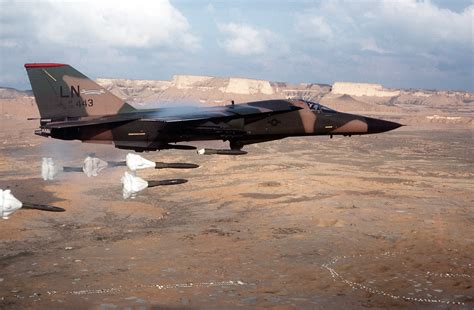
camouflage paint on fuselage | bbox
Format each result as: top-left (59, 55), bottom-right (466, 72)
top-left (24, 63), bottom-right (402, 152)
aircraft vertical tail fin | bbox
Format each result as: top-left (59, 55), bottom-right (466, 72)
top-left (24, 63), bottom-right (135, 120)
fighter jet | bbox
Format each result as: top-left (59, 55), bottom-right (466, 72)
top-left (24, 63), bottom-right (402, 154)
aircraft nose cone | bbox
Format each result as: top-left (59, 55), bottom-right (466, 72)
top-left (365, 117), bottom-right (403, 133)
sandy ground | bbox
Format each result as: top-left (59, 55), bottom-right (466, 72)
top-left (0, 120), bottom-right (473, 309)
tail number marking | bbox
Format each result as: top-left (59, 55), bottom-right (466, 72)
top-left (76, 99), bottom-right (94, 107)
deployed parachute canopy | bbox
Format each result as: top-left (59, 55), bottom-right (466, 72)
top-left (121, 172), bottom-right (149, 199)
top-left (41, 157), bottom-right (59, 180)
top-left (83, 156), bottom-right (108, 177)
top-left (0, 189), bottom-right (23, 219)
top-left (126, 153), bottom-right (156, 171)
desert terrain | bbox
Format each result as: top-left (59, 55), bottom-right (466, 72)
top-left (0, 79), bottom-right (473, 309)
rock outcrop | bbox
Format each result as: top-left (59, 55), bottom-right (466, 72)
top-left (0, 87), bottom-right (33, 99)
top-left (224, 78), bottom-right (274, 95)
top-left (171, 75), bottom-right (213, 90)
top-left (1, 78), bottom-right (472, 128)
top-left (96, 75), bottom-right (331, 106)
top-left (332, 82), bottom-right (400, 97)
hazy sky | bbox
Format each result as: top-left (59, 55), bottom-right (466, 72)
top-left (1, 0), bottom-right (473, 91)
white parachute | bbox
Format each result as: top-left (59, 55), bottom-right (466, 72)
top-left (126, 153), bottom-right (156, 171)
top-left (41, 157), bottom-right (59, 180)
top-left (121, 172), bottom-right (149, 199)
top-left (0, 189), bottom-right (23, 219)
top-left (82, 156), bottom-right (108, 177)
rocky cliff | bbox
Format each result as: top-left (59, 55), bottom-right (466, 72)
top-left (332, 82), bottom-right (400, 97)
top-left (96, 75), bottom-right (331, 106)
top-left (1, 77), bottom-right (472, 127)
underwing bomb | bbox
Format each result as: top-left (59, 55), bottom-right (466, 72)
top-left (154, 162), bottom-right (199, 169)
top-left (21, 203), bottom-right (65, 212)
top-left (1, 189), bottom-right (65, 219)
top-left (121, 172), bottom-right (188, 199)
top-left (147, 179), bottom-right (188, 187)
top-left (126, 153), bottom-right (198, 171)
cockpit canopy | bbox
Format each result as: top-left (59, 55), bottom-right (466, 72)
top-left (302, 100), bottom-right (336, 112)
